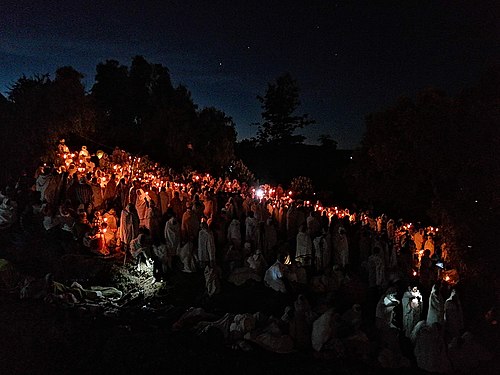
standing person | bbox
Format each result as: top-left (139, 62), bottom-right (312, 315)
top-left (135, 186), bottom-right (150, 228)
top-left (197, 221), bottom-right (216, 269)
top-left (245, 210), bottom-right (258, 250)
top-left (159, 186), bottom-right (171, 217)
top-left (295, 224), bottom-right (313, 271)
top-left (75, 177), bottom-right (93, 214)
top-left (424, 234), bottom-right (435, 256)
top-left (145, 199), bottom-right (162, 242)
top-left (103, 174), bottom-right (118, 209)
top-left (427, 282), bottom-right (445, 325)
top-left (164, 209), bottom-right (180, 270)
top-left (444, 288), bottom-right (464, 341)
top-left (376, 287), bottom-right (400, 329)
top-left (419, 250), bottom-right (434, 291)
top-left (413, 228), bottom-right (425, 251)
top-left (169, 191), bottom-right (184, 223)
top-left (181, 204), bottom-right (200, 244)
top-left (368, 247), bottom-right (385, 290)
top-left (128, 180), bottom-right (141, 213)
top-left (402, 286), bottom-right (423, 337)
top-left (333, 226), bottom-right (349, 267)
top-left (263, 218), bottom-right (278, 262)
top-left (313, 230), bottom-right (330, 273)
top-left (119, 203), bottom-right (139, 252)
top-left (115, 178), bottom-right (130, 213)
top-left (90, 177), bottom-right (104, 211)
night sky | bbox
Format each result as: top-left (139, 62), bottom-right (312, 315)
top-left (1, 0), bottom-right (498, 149)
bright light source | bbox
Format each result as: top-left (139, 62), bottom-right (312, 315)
top-left (255, 189), bottom-right (264, 199)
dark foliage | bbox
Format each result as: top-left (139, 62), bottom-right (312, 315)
top-left (349, 66), bottom-right (500, 299)
top-left (256, 73), bottom-right (314, 146)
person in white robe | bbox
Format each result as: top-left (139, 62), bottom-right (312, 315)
top-left (376, 287), bottom-right (400, 330)
top-left (424, 234), bottom-right (435, 256)
top-left (158, 186), bottom-right (171, 216)
top-left (264, 255), bottom-right (287, 293)
top-left (368, 247), bottom-right (385, 289)
top-left (286, 204), bottom-right (299, 240)
top-left (444, 288), bottom-right (464, 341)
top-left (386, 219), bottom-right (395, 241)
top-left (135, 188), bottom-right (150, 228)
top-left (246, 249), bottom-right (268, 277)
top-left (129, 233), bottom-right (151, 270)
top-left (402, 286), bottom-right (423, 337)
top-left (306, 211), bottom-right (321, 238)
top-left (413, 228), bottom-right (425, 251)
top-left (263, 218), bottom-right (278, 260)
top-left (198, 222), bottom-right (216, 268)
top-left (245, 211), bottom-right (258, 249)
top-left (204, 265), bottom-right (221, 297)
top-left (90, 177), bottom-right (104, 211)
top-left (227, 218), bottom-right (242, 251)
top-left (36, 168), bottom-right (58, 207)
top-left (311, 308), bottom-right (338, 352)
top-left (295, 224), bottom-right (313, 267)
top-left (119, 203), bottom-right (139, 251)
top-left (414, 322), bottom-right (451, 373)
top-left (178, 241), bottom-right (197, 273)
top-left (427, 282), bottom-right (445, 325)
top-left (181, 206), bottom-right (200, 244)
top-left (164, 215), bottom-right (180, 261)
top-left (313, 231), bottom-right (331, 273)
top-left (333, 226), bottom-right (349, 267)
top-left (0, 198), bottom-right (18, 229)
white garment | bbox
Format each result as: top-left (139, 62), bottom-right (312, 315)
top-left (313, 234), bottom-right (330, 272)
top-left (245, 216), bottom-right (258, 244)
top-left (333, 229), bottom-right (349, 267)
top-left (402, 289), bottom-right (423, 337)
top-left (414, 323), bottom-right (451, 373)
top-left (164, 217), bottom-right (180, 256)
top-left (376, 290), bottom-right (399, 329)
top-left (296, 231), bottom-right (312, 266)
top-left (135, 189), bottom-right (150, 227)
top-left (311, 308), bottom-right (335, 352)
top-left (444, 290), bottom-right (464, 340)
top-left (264, 260), bottom-right (287, 293)
top-left (179, 241), bottom-right (196, 273)
top-left (368, 253), bottom-right (385, 287)
top-left (119, 207), bottom-right (139, 247)
top-left (227, 219), bottom-right (241, 248)
top-left (427, 284), bottom-right (444, 325)
top-left (198, 228), bottom-right (216, 263)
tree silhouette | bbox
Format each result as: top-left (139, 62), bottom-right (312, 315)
top-left (256, 73), bottom-right (314, 146)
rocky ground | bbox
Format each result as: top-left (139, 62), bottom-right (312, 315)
top-left (0, 225), bottom-right (498, 375)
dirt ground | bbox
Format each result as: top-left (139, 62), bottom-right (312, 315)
top-left (0, 226), bottom-right (498, 375)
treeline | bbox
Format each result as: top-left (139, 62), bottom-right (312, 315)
top-left (0, 56), bottom-right (237, 183)
top-left (349, 66), bottom-right (500, 302)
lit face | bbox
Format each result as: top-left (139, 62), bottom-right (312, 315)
top-left (412, 287), bottom-right (418, 293)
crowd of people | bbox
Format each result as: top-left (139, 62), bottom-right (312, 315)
top-left (0, 141), bottom-right (494, 372)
